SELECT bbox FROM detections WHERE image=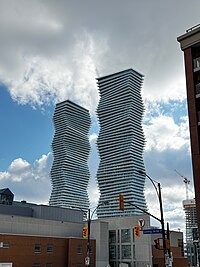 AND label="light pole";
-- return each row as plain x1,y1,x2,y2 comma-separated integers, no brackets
86,201,109,266
137,170,167,267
